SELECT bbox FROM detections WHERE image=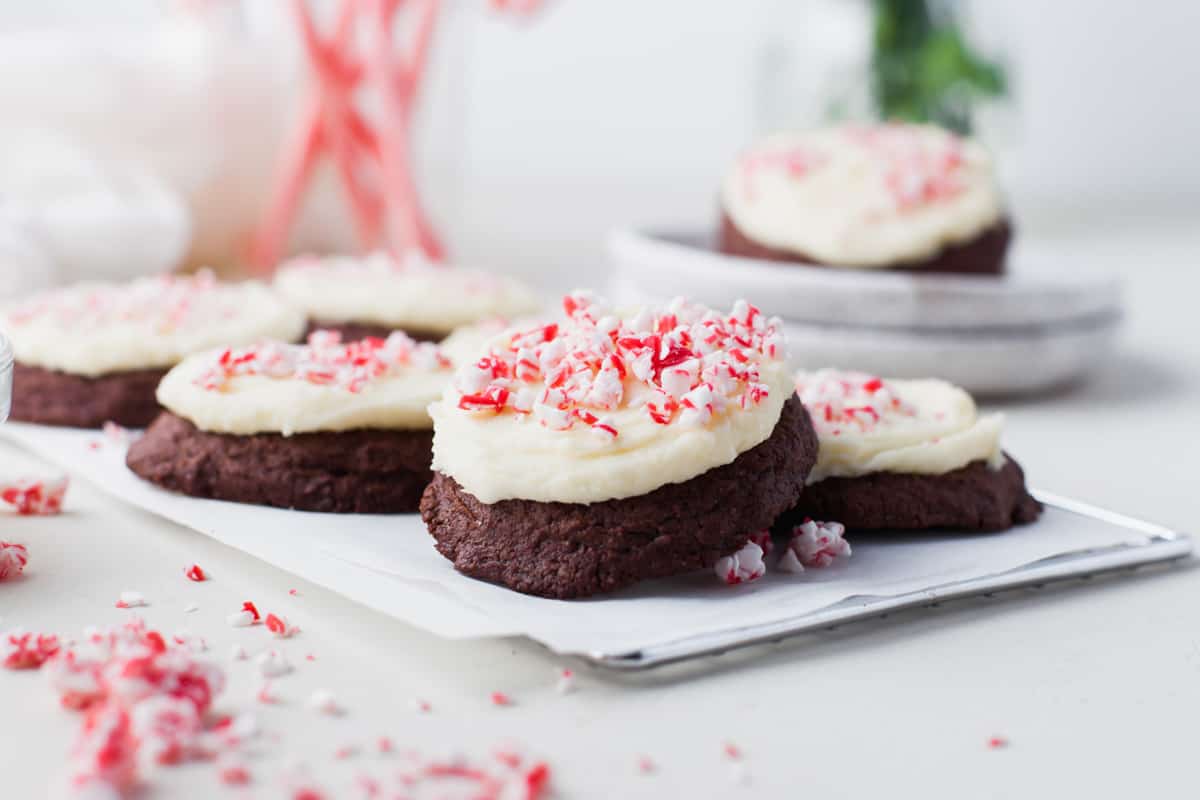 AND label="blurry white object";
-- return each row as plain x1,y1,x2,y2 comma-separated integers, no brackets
0,129,190,286
608,228,1123,395
0,209,58,301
